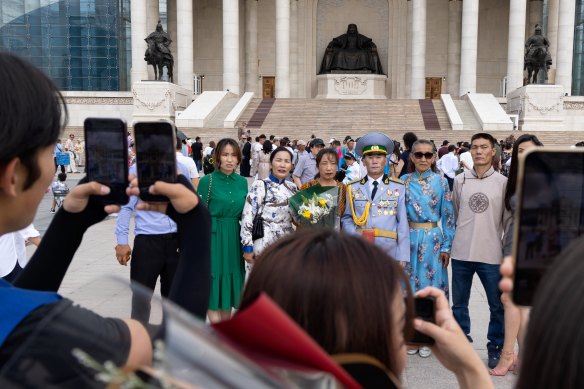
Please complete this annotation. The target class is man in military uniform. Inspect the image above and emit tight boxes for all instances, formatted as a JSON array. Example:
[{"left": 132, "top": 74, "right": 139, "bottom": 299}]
[{"left": 341, "top": 132, "right": 410, "bottom": 264}]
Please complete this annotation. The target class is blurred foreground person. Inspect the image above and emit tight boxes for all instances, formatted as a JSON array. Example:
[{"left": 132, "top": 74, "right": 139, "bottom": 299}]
[
  {"left": 241, "top": 229, "right": 494, "bottom": 389},
  {"left": 490, "top": 134, "right": 543, "bottom": 376},
  {"left": 499, "top": 235, "right": 584, "bottom": 389},
  {"left": 0, "top": 53, "right": 210, "bottom": 387}
]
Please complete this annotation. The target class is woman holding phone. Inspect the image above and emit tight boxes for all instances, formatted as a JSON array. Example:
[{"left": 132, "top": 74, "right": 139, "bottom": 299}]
[
  {"left": 490, "top": 134, "right": 543, "bottom": 376},
  {"left": 198, "top": 138, "right": 248, "bottom": 323}
]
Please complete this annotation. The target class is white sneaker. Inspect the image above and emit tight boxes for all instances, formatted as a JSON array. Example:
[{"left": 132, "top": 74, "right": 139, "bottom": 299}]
[
  {"left": 407, "top": 348, "right": 418, "bottom": 355},
  {"left": 419, "top": 346, "right": 432, "bottom": 358}
]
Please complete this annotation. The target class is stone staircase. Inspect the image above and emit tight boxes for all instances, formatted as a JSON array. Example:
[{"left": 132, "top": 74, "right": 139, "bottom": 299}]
[
  {"left": 453, "top": 99, "right": 482, "bottom": 131},
  {"left": 63, "top": 96, "right": 584, "bottom": 148},
  {"left": 204, "top": 94, "right": 240, "bottom": 128}
]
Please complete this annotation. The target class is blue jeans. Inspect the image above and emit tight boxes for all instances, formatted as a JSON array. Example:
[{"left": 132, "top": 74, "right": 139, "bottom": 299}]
[{"left": 452, "top": 259, "right": 504, "bottom": 350}]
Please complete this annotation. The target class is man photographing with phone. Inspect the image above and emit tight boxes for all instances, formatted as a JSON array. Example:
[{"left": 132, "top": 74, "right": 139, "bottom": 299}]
[
  {"left": 115, "top": 135, "right": 190, "bottom": 326},
  {"left": 450, "top": 133, "right": 512, "bottom": 370}
]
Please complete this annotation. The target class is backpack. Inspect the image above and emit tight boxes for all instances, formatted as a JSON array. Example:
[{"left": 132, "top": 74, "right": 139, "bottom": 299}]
[{"left": 203, "top": 149, "right": 214, "bottom": 175}]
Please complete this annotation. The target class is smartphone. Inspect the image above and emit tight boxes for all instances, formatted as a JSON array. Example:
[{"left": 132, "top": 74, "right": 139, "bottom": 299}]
[
  {"left": 406, "top": 296, "right": 436, "bottom": 346},
  {"left": 84, "top": 118, "right": 129, "bottom": 205},
  {"left": 134, "top": 121, "right": 177, "bottom": 202},
  {"left": 513, "top": 148, "right": 584, "bottom": 306}
]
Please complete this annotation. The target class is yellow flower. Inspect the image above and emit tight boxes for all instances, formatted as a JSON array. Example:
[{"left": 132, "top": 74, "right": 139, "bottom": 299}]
[
  {"left": 319, "top": 199, "right": 327, "bottom": 207},
  {"left": 302, "top": 210, "right": 312, "bottom": 218}
]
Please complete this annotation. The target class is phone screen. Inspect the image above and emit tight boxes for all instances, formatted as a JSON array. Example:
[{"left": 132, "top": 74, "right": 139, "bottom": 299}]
[
  {"left": 513, "top": 149, "right": 584, "bottom": 305},
  {"left": 406, "top": 296, "right": 435, "bottom": 346},
  {"left": 84, "top": 118, "right": 129, "bottom": 204},
  {"left": 134, "top": 122, "right": 176, "bottom": 202}
]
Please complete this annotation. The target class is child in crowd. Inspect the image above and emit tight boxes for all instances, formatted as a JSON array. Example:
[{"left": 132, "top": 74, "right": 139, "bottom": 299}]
[{"left": 49, "top": 173, "right": 69, "bottom": 214}]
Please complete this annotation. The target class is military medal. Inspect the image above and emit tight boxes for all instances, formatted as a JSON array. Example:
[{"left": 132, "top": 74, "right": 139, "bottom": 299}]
[
  {"left": 384, "top": 210, "right": 389, "bottom": 216},
  {"left": 387, "top": 189, "right": 392, "bottom": 196}
]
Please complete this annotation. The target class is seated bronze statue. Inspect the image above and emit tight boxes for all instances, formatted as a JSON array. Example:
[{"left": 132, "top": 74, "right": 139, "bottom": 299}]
[{"left": 319, "top": 24, "right": 384, "bottom": 75}]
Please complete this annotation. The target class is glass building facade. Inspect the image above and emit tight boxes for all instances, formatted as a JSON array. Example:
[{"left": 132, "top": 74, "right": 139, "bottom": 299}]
[
  {"left": 0, "top": 0, "right": 131, "bottom": 91},
  {"left": 573, "top": 0, "right": 584, "bottom": 96}
]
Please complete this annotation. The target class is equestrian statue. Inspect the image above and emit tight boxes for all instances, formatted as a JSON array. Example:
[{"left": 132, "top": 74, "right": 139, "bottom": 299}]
[
  {"left": 144, "top": 21, "right": 174, "bottom": 83},
  {"left": 524, "top": 24, "right": 552, "bottom": 85}
]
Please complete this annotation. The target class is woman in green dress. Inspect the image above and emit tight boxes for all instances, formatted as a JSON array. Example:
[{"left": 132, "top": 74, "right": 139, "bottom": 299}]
[{"left": 198, "top": 138, "right": 248, "bottom": 323}]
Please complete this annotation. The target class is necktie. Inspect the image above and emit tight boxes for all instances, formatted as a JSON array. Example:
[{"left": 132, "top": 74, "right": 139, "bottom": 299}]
[{"left": 371, "top": 181, "right": 378, "bottom": 200}]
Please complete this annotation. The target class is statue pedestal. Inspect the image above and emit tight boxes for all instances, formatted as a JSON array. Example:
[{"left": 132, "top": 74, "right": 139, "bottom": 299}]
[
  {"left": 132, "top": 81, "right": 193, "bottom": 123},
  {"left": 506, "top": 84, "right": 564, "bottom": 131},
  {"left": 316, "top": 74, "right": 387, "bottom": 99}
]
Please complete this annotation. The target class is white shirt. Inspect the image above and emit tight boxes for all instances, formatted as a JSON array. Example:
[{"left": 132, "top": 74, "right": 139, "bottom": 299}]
[
  {"left": 342, "top": 162, "right": 362, "bottom": 185},
  {"left": 367, "top": 175, "right": 383, "bottom": 197},
  {"left": 0, "top": 224, "right": 40, "bottom": 277},
  {"left": 203, "top": 146, "right": 214, "bottom": 157},
  {"left": 459, "top": 151, "right": 474, "bottom": 171},
  {"left": 176, "top": 152, "right": 200, "bottom": 178},
  {"left": 438, "top": 152, "right": 459, "bottom": 178}
]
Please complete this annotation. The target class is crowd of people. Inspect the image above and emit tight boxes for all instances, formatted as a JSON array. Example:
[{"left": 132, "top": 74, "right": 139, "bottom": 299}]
[{"left": 3, "top": 51, "right": 584, "bottom": 389}]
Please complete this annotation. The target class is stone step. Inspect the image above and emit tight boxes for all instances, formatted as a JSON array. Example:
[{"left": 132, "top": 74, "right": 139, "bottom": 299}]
[
  {"left": 204, "top": 95, "right": 240, "bottom": 128},
  {"left": 453, "top": 100, "right": 482, "bottom": 131}
]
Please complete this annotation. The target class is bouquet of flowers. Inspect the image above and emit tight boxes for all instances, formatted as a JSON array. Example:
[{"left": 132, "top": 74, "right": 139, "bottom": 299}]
[{"left": 289, "top": 185, "right": 340, "bottom": 228}]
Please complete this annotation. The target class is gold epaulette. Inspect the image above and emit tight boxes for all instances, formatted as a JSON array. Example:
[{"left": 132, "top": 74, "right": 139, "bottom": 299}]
[{"left": 389, "top": 177, "right": 405, "bottom": 185}]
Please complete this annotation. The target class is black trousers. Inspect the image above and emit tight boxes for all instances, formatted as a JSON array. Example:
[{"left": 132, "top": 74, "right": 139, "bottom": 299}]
[
  {"left": 53, "top": 157, "right": 65, "bottom": 174},
  {"left": 130, "top": 233, "right": 179, "bottom": 324}
]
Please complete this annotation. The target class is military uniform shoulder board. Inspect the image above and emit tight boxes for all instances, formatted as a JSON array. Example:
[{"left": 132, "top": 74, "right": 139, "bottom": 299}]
[
  {"left": 348, "top": 179, "right": 361, "bottom": 186},
  {"left": 389, "top": 177, "right": 405, "bottom": 185}
]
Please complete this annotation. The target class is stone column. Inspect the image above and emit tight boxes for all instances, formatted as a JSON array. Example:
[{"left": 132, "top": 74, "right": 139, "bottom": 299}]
[
  {"left": 547, "top": 0, "right": 559, "bottom": 81},
  {"left": 223, "top": 0, "right": 240, "bottom": 94},
  {"left": 176, "top": 0, "right": 194, "bottom": 90},
  {"left": 507, "top": 0, "right": 527, "bottom": 93},
  {"left": 290, "top": 0, "right": 299, "bottom": 97},
  {"left": 528, "top": 0, "right": 543, "bottom": 31},
  {"left": 167, "top": 0, "right": 177, "bottom": 80},
  {"left": 146, "top": 0, "right": 160, "bottom": 80},
  {"left": 459, "top": 0, "right": 479, "bottom": 95},
  {"left": 276, "top": 0, "right": 291, "bottom": 98},
  {"left": 245, "top": 0, "right": 258, "bottom": 94},
  {"left": 447, "top": 0, "right": 462, "bottom": 96},
  {"left": 405, "top": 0, "right": 413, "bottom": 98},
  {"left": 147, "top": 0, "right": 160, "bottom": 33},
  {"left": 410, "top": 0, "right": 426, "bottom": 99},
  {"left": 556, "top": 0, "right": 576, "bottom": 94},
  {"left": 131, "top": 0, "right": 149, "bottom": 85}
]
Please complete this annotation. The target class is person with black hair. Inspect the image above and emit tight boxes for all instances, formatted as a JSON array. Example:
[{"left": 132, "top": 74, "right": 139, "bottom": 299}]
[
  {"left": 240, "top": 137, "right": 252, "bottom": 177},
  {"left": 0, "top": 52, "right": 211, "bottom": 387},
  {"left": 198, "top": 138, "right": 247, "bottom": 323},
  {"left": 397, "top": 131, "right": 418, "bottom": 178},
  {"left": 253, "top": 139, "right": 273, "bottom": 180},
  {"left": 490, "top": 134, "right": 543, "bottom": 376},
  {"left": 241, "top": 146, "right": 297, "bottom": 278},
  {"left": 451, "top": 132, "right": 512, "bottom": 370}
]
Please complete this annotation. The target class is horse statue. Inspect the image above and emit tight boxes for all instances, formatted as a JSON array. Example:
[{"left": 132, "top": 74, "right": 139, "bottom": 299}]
[
  {"left": 144, "top": 21, "right": 174, "bottom": 83},
  {"left": 524, "top": 24, "right": 552, "bottom": 85}
]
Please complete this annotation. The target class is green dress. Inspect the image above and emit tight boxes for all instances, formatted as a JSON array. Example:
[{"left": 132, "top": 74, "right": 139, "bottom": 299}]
[{"left": 198, "top": 170, "right": 248, "bottom": 310}]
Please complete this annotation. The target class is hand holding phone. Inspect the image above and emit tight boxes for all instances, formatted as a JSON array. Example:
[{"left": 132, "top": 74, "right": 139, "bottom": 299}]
[
  {"left": 407, "top": 296, "right": 436, "bottom": 346},
  {"left": 513, "top": 148, "right": 584, "bottom": 306},
  {"left": 134, "top": 121, "right": 177, "bottom": 202},
  {"left": 84, "top": 118, "right": 129, "bottom": 205}
]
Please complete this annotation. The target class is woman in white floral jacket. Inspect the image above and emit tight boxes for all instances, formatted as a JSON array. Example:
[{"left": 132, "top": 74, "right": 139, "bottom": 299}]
[{"left": 241, "top": 147, "right": 297, "bottom": 278}]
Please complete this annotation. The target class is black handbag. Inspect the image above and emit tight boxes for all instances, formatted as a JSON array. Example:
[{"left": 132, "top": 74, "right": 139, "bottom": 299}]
[{"left": 252, "top": 181, "right": 268, "bottom": 241}]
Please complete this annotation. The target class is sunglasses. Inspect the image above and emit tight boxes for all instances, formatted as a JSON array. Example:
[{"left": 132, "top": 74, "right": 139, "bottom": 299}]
[{"left": 413, "top": 152, "right": 434, "bottom": 159}]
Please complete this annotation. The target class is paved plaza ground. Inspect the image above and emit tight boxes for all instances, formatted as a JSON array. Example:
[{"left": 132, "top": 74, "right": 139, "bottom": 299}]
[{"left": 29, "top": 174, "right": 517, "bottom": 388}]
